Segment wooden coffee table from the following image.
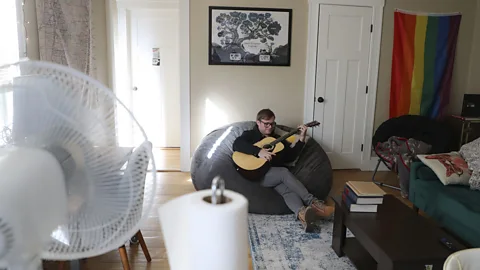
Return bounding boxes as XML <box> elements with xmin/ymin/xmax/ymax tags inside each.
<box><xmin>331</xmin><ymin>194</ymin><xmax>466</xmax><ymax>270</ymax></box>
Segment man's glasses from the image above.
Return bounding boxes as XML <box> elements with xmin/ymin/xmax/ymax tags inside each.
<box><xmin>260</xmin><ymin>120</ymin><xmax>276</xmax><ymax>127</ymax></box>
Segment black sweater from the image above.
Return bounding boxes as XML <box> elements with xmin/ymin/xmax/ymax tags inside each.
<box><xmin>232</xmin><ymin>126</ymin><xmax>305</xmax><ymax>167</ymax></box>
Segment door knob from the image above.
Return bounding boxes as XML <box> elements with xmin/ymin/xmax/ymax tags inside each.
<box><xmin>133</xmin><ymin>86</ymin><xmax>138</xmax><ymax>91</ymax></box>
<box><xmin>317</xmin><ymin>97</ymin><xmax>324</xmax><ymax>103</ymax></box>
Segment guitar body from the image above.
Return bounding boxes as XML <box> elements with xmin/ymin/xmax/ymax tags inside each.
<box><xmin>232</xmin><ymin>120</ymin><xmax>320</xmax><ymax>181</ymax></box>
<box><xmin>232</xmin><ymin>137</ymin><xmax>285</xmax><ymax>181</ymax></box>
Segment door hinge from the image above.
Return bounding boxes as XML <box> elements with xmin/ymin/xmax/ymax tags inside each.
<box><xmin>370</xmin><ymin>24</ymin><xmax>373</xmax><ymax>32</ymax></box>
<box><xmin>366</xmin><ymin>86</ymin><xmax>369</xmax><ymax>94</ymax></box>
<box><xmin>361</xmin><ymin>144</ymin><xmax>364</xmax><ymax>152</ymax></box>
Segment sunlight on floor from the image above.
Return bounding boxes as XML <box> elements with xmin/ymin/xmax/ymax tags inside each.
<box><xmin>152</xmin><ymin>148</ymin><xmax>181</xmax><ymax>171</ymax></box>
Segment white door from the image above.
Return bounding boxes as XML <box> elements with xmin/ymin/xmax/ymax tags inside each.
<box><xmin>312</xmin><ymin>5</ymin><xmax>372</xmax><ymax>169</ymax></box>
<box><xmin>129</xmin><ymin>8</ymin><xmax>181</xmax><ymax>148</ymax></box>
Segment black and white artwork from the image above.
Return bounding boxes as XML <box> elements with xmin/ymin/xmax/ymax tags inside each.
<box><xmin>209</xmin><ymin>6</ymin><xmax>292</xmax><ymax>66</ymax></box>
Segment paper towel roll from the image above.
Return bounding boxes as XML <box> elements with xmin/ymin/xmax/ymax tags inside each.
<box><xmin>158</xmin><ymin>188</ymin><xmax>249</xmax><ymax>270</ymax></box>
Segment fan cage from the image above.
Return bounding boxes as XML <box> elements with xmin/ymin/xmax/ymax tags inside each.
<box><xmin>0</xmin><ymin>60</ymin><xmax>157</xmax><ymax>260</ymax></box>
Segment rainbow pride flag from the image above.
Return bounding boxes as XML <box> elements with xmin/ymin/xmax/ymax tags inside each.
<box><xmin>389</xmin><ymin>10</ymin><xmax>461</xmax><ymax>118</ymax></box>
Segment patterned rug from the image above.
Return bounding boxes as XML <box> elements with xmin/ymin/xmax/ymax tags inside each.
<box><xmin>248</xmin><ymin>214</ymin><xmax>355</xmax><ymax>270</ymax></box>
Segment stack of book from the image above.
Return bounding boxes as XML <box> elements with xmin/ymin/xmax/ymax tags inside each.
<box><xmin>342</xmin><ymin>181</ymin><xmax>386</xmax><ymax>212</ymax></box>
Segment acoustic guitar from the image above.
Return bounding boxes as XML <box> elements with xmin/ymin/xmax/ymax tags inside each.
<box><xmin>232</xmin><ymin>121</ymin><xmax>320</xmax><ymax>181</ymax></box>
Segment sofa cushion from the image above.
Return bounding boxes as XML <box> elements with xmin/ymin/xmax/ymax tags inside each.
<box><xmin>416</xmin><ymin>165</ymin><xmax>440</xmax><ymax>181</ymax></box>
<box><xmin>440</xmin><ymin>186</ymin><xmax>480</xmax><ymax>213</ymax></box>
<box><xmin>437</xmin><ymin>188</ymin><xmax>480</xmax><ymax>247</ymax></box>
<box><xmin>409</xmin><ymin>163</ymin><xmax>444</xmax><ymax>217</ymax></box>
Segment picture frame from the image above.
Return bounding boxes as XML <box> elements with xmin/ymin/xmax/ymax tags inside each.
<box><xmin>209</xmin><ymin>6</ymin><xmax>292</xmax><ymax>66</ymax></box>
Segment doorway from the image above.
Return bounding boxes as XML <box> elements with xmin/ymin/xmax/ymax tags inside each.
<box><xmin>304</xmin><ymin>0</ymin><xmax>385</xmax><ymax>170</ymax></box>
<box><xmin>111</xmin><ymin>2</ymin><xmax>182</xmax><ymax>171</ymax></box>
<box><xmin>129</xmin><ymin>8</ymin><xmax>181</xmax><ymax>171</ymax></box>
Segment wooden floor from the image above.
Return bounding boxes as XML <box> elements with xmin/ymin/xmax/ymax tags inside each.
<box><xmin>44</xmin><ymin>149</ymin><xmax>407</xmax><ymax>270</ymax></box>
<box><xmin>152</xmin><ymin>147</ymin><xmax>181</xmax><ymax>172</ymax></box>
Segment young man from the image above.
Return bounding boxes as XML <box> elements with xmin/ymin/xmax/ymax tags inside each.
<box><xmin>233</xmin><ymin>109</ymin><xmax>334</xmax><ymax>232</ymax></box>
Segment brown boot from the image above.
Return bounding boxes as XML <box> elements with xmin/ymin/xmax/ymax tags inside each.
<box><xmin>298</xmin><ymin>206</ymin><xmax>318</xmax><ymax>233</ymax></box>
<box><xmin>310</xmin><ymin>199</ymin><xmax>335</xmax><ymax>218</ymax></box>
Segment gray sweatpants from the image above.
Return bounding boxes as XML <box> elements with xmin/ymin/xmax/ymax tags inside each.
<box><xmin>260</xmin><ymin>167</ymin><xmax>315</xmax><ymax>217</ymax></box>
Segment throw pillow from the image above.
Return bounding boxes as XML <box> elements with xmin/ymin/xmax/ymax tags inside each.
<box><xmin>459</xmin><ymin>137</ymin><xmax>480</xmax><ymax>191</ymax></box>
<box><xmin>469</xmin><ymin>171</ymin><xmax>480</xmax><ymax>191</ymax></box>
<box><xmin>460</xmin><ymin>137</ymin><xmax>480</xmax><ymax>165</ymax></box>
<box><xmin>417</xmin><ymin>152</ymin><xmax>471</xmax><ymax>186</ymax></box>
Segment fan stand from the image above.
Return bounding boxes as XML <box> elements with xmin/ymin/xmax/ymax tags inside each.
<box><xmin>118</xmin><ymin>230</ymin><xmax>152</xmax><ymax>270</ymax></box>
<box><xmin>53</xmin><ymin>230</ymin><xmax>151</xmax><ymax>270</ymax></box>
<box><xmin>53</xmin><ymin>260</ymin><xmax>86</xmax><ymax>270</ymax></box>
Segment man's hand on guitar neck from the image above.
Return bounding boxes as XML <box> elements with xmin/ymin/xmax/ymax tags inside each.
<box><xmin>298</xmin><ymin>125</ymin><xmax>307</xmax><ymax>142</ymax></box>
<box><xmin>258</xmin><ymin>149</ymin><xmax>275</xmax><ymax>161</ymax></box>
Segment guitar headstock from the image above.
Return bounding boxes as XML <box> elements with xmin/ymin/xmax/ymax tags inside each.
<box><xmin>305</xmin><ymin>121</ymin><xmax>320</xmax><ymax>128</ymax></box>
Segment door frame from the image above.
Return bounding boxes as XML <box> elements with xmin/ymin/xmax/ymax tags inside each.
<box><xmin>107</xmin><ymin>0</ymin><xmax>191</xmax><ymax>172</ymax></box>
<box><xmin>303</xmin><ymin>0</ymin><xmax>385</xmax><ymax>171</ymax></box>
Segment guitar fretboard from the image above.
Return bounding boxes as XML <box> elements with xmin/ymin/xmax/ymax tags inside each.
<box><xmin>267</xmin><ymin>121</ymin><xmax>319</xmax><ymax>147</ymax></box>
<box><xmin>270</xmin><ymin>129</ymin><xmax>299</xmax><ymax>146</ymax></box>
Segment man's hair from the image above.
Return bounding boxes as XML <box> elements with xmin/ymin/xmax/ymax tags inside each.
<box><xmin>256</xmin><ymin>109</ymin><xmax>275</xmax><ymax>121</ymax></box>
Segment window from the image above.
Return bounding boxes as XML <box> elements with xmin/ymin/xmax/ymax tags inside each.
<box><xmin>0</xmin><ymin>0</ymin><xmax>23</xmax><ymax>135</ymax></box>
<box><xmin>0</xmin><ymin>0</ymin><xmax>22</xmax><ymax>65</ymax></box>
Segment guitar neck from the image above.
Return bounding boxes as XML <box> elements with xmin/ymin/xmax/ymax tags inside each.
<box><xmin>267</xmin><ymin>121</ymin><xmax>319</xmax><ymax>147</ymax></box>
<box><xmin>270</xmin><ymin>129</ymin><xmax>299</xmax><ymax>146</ymax></box>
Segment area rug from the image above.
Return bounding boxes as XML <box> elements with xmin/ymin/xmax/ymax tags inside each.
<box><xmin>248</xmin><ymin>214</ymin><xmax>355</xmax><ymax>270</ymax></box>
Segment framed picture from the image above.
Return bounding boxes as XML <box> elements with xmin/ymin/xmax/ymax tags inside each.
<box><xmin>209</xmin><ymin>6</ymin><xmax>292</xmax><ymax>66</ymax></box>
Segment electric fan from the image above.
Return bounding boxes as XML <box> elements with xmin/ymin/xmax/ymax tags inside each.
<box><xmin>0</xmin><ymin>59</ymin><xmax>157</xmax><ymax>269</ymax></box>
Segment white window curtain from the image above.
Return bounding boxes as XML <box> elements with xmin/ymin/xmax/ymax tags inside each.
<box><xmin>35</xmin><ymin>0</ymin><xmax>114</xmax><ymax>146</ymax></box>
<box><xmin>35</xmin><ymin>0</ymin><xmax>94</xmax><ymax>77</ymax></box>
<box><xmin>35</xmin><ymin>0</ymin><xmax>102</xmax><ymax>105</ymax></box>
<box><xmin>35</xmin><ymin>0</ymin><xmax>108</xmax><ymax>113</ymax></box>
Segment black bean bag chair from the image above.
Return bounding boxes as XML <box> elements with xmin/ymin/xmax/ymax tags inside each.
<box><xmin>190</xmin><ymin>121</ymin><xmax>333</xmax><ymax>215</ymax></box>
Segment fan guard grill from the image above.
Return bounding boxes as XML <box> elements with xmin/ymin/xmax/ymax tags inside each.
<box><xmin>0</xmin><ymin>219</ymin><xmax>14</xmax><ymax>260</ymax></box>
<box><xmin>0</xmin><ymin>60</ymin><xmax>157</xmax><ymax>260</ymax></box>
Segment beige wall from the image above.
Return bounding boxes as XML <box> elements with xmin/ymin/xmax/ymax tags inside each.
<box><xmin>467</xmin><ymin>0</ymin><xmax>480</xmax><ymax>92</ymax></box>
<box><xmin>374</xmin><ymin>0</ymin><xmax>479</xmax><ymax>131</ymax></box>
<box><xmin>23</xmin><ymin>0</ymin><xmax>109</xmax><ymax>86</ymax></box>
<box><xmin>190</xmin><ymin>0</ymin><xmax>308</xmax><ymax>153</ymax></box>
<box><xmin>190</xmin><ymin>0</ymin><xmax>479</xmax><ymax>154</ymax></box>
<box><xmin>91</xmin><ymin>0</ymin><xmax>109</xmax><ymax>86</ymax></box>
<box><xmin>22</xmin><ymin>0</ymin><xmax>479</xmax><ymax>155</ymax></box>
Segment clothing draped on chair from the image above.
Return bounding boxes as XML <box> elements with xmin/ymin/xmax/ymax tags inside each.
<box><xmin>371</xmin><ymin>115</ymin><xmax>452</xmax><ymax>196</ymax></box>
<box><xmin>389</xmin><ymin>9</ymin><xmax>461</xmax><ymax>119</ymax></box>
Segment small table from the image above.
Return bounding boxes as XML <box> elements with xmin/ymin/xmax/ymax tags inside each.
<box><xmin>450</xmin><ymin>115</ymin><xmax>480</xmax><ymax>148</ymax></box>
<box><xmin>331</xmin><ymin>195</ymin><xmax>466</xmax><ymax>270</ymax></box>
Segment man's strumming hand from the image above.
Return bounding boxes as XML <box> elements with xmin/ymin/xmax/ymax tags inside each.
<box><xmin>258</xmin><ymin>149</ymin><xmax>275</xmax><ymax>161</ymax></box>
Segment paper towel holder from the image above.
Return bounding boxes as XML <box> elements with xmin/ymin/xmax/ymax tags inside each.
<box><xmin>203</xmin><ymin>176</ymin><xmax>231</xmax><ymax>204</ymax></box>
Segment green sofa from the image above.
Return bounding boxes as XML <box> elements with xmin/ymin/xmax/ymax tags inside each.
<box><xmin>409</xmin><ymin>161</ymin><xmax>480</xmax><ymax>247</ymax></box>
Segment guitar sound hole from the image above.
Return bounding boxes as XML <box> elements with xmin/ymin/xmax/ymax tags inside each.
<box><xmin>263</xmin><ymin>144</ymin><xmax>273</xmax><ymax>151</ymax></box>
